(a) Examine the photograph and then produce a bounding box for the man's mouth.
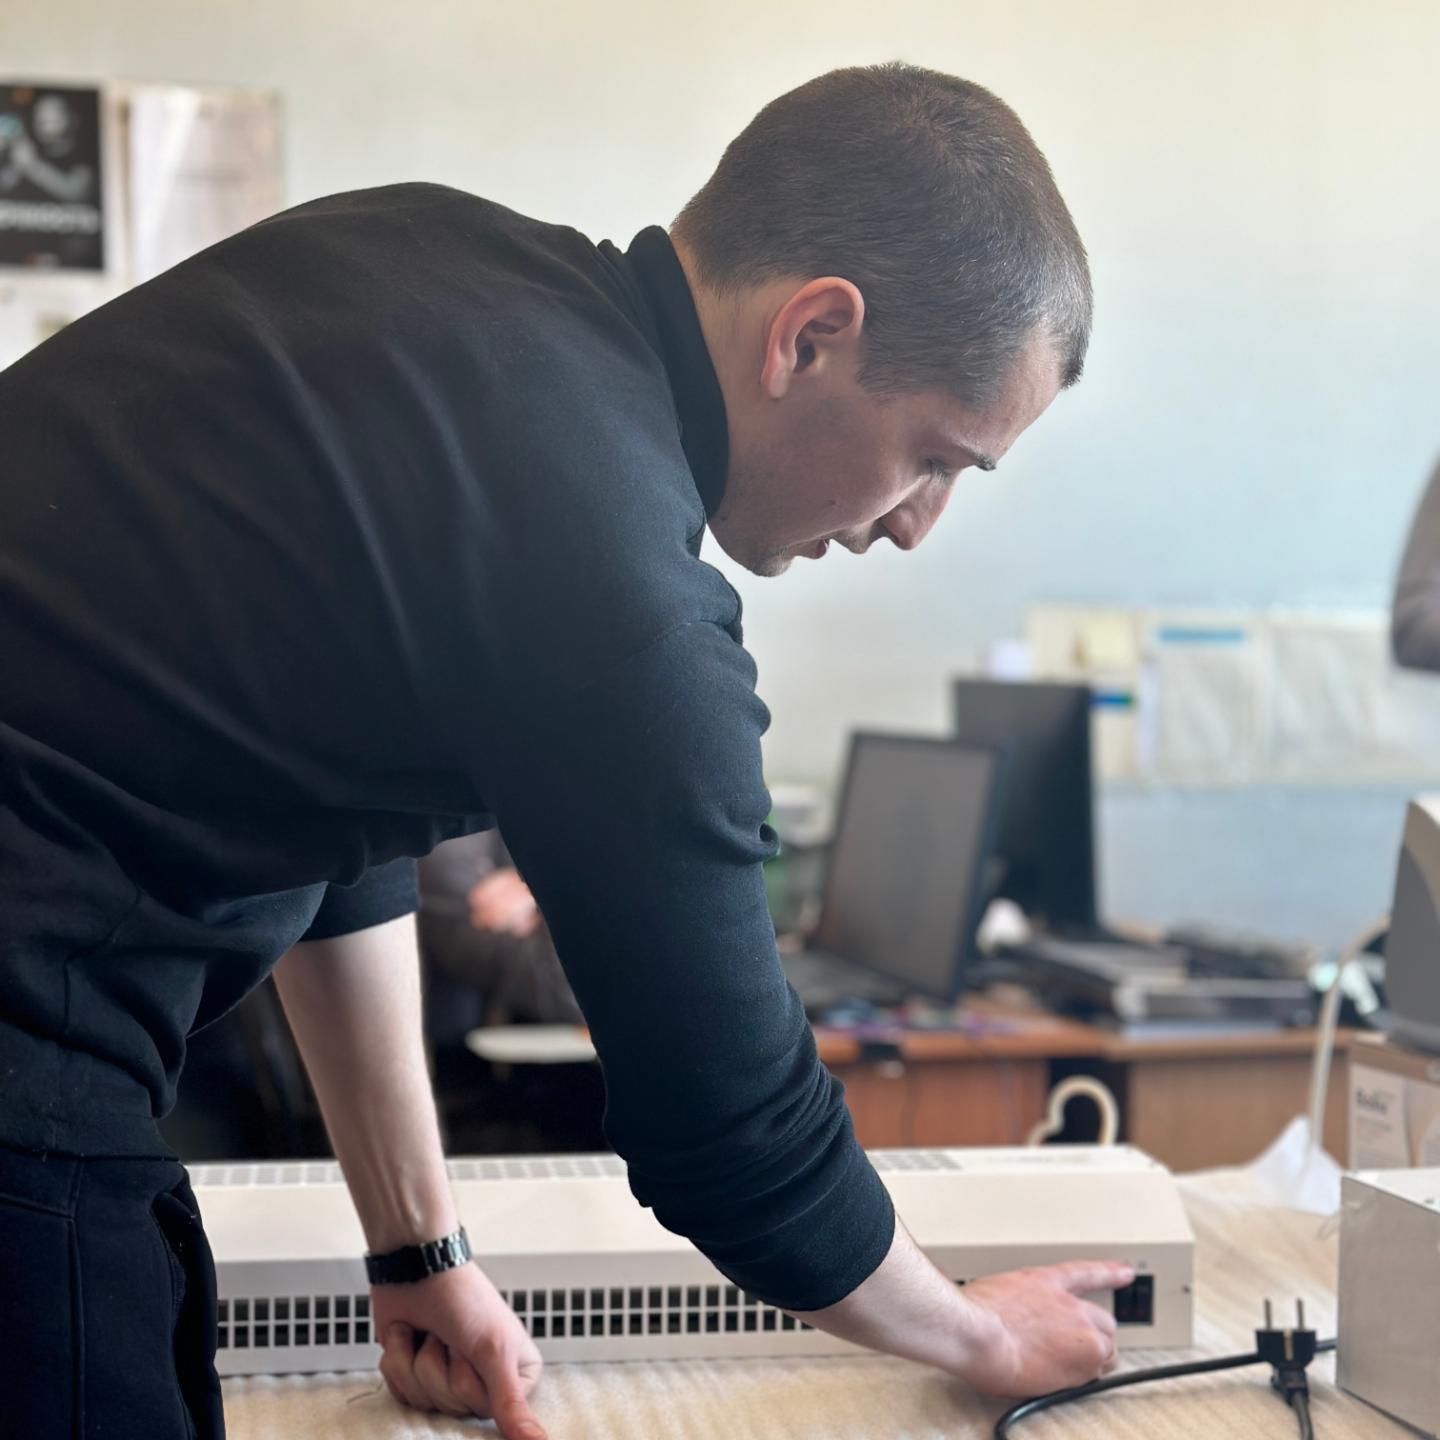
[803,539,830,560]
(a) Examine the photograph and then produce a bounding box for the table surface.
[459,1018,1358,1068]
[223,1162,1407,1440]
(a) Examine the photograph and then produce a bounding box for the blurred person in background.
[419,831,581,1033]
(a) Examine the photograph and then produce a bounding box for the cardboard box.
[1349,1033,1440,1170]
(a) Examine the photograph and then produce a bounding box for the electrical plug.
[1255,1298,1319,1421]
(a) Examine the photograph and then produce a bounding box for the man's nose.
[877,482,953,551]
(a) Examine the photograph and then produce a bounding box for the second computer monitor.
[952,679,1098,933]
[812,733,1007,1001]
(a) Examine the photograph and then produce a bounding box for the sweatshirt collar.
[623,226,729,518]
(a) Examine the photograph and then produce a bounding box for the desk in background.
[815,1018,1355,1171]
[463,1013,1355,1172]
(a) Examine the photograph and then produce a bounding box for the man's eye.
[926,460,954,484]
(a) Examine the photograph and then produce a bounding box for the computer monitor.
[1385,795,1440,1055]
[811,733,1007,1001]
[951,679,1098,933]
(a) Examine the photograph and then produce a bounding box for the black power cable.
[994,1302,1334,1440]
[1290,1391,1316,1440]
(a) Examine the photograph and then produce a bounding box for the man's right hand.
[952,1261,1128,1398]
[791,1222,1130,1399]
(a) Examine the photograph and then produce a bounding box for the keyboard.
[780,949,907,1017]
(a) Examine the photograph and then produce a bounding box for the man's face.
[703,279,1064,577]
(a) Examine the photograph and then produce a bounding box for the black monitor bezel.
[810,730,1009,1003]
[950,678,1099,933]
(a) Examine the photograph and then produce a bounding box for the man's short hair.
[672,63,1092,404]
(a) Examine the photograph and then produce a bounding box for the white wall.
[8,0,1440,943]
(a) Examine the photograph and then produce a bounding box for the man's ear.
[759,278,866,399]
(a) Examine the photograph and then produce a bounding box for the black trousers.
[0,1143,225,1439]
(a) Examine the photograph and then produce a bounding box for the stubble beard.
[710,451,796,578]
[745,549,794,578]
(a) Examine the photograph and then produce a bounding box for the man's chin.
[745,551,794,578]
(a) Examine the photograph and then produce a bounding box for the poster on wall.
[0,83,106,270]
[126,85,282,284]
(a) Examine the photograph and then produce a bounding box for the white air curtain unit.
[193,1146,1194,1377]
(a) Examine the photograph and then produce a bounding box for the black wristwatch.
[365,1226,472,1285]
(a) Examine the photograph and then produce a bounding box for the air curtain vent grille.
[191,1154,629,1189]
[215,1283,828,1351]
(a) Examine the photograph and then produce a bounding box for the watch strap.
[365,1226,472,1285]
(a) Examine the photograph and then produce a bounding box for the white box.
[1338,1168,1440,1437]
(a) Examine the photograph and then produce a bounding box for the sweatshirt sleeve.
[300,857,420,941]
[488,618,896,1310]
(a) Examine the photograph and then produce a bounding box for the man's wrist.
[343,1157,459,1254]
[949,1288,1007,1381]
[792,1220,988,1375]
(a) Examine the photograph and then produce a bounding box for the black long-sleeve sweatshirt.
[0,183,894,1309]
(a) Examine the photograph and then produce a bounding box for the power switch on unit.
[1113,1274,1154,1325]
